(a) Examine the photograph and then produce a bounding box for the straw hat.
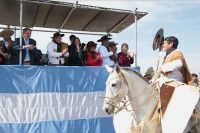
[0,29,14,37]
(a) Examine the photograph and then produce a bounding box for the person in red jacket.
[86,41,102,66]
[118,43,134,67]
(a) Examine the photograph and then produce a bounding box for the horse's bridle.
[102,72,159,115]
[101,75,131,113]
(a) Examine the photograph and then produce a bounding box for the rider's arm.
[161,59,183,73]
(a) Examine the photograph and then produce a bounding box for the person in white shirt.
[47,32,69,66]
[97,35,114,66]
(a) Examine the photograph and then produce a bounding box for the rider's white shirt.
[158,51,166,67]
[160,49,184,83]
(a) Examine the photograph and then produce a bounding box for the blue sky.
[1,0,199,75]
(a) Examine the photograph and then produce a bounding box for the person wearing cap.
[86,41,102,66]
[109,41,118,64]
[47,32,69,66]
[14,27,38,65]
[117,43,134,67]
[0,29,16,64]
[97,35,114,66]
[159,36,192,85]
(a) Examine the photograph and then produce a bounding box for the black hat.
[153,28,164,51]
[97,35,112,42]
[109,41,118,47]
[51,32,64,38]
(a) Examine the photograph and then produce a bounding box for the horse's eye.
[112,84,116,87]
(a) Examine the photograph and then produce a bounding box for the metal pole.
[19,0,23,65]
[0,26,105,36]
[134,8,138,67]
[14,27,16,39]
[59,1,77,30]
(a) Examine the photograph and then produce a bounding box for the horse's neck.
[123,70,158,124]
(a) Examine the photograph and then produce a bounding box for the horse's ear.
[115,65,121,73]
[105,65,113,73]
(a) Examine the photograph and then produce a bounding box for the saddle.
[160,84,175,116]
[150,80,184,120]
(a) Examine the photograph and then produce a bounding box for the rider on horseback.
[158,36,192,85]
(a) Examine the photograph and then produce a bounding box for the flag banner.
[0,66,114,133]
[0,66,115,133]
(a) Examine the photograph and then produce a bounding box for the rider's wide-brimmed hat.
[0,29,14,37]
[153,28,164,51]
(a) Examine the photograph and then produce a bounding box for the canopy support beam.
[32,5,39,27]
[42,6,53,27]
[0,26,104,36]
[107,14,132,33]
[59,1,78,30]
[82,11,102,31]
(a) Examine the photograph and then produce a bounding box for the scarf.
[53,40,61,52]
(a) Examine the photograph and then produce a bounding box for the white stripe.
[0,92,109,123]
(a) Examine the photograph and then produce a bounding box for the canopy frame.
[0,0,147,67]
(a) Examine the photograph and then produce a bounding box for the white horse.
[103,65,200,133]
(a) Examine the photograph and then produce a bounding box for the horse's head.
[103,65,129,114]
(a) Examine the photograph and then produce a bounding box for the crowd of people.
[0,28,134,67]
[0,28,199,86]
[0,28,42,65]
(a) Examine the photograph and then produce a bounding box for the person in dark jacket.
[69,34,76,44]
[67,37,84,66]
[109,41,118,64]
[14,27,39,65]
[117,43,134,67]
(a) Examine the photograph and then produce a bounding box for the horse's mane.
[121,67,150,84]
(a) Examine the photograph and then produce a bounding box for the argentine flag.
[0,66,115,133]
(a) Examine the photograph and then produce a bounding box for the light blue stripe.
[0,66,109,93]
[0,117,115,133]
[0,66,139,94]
